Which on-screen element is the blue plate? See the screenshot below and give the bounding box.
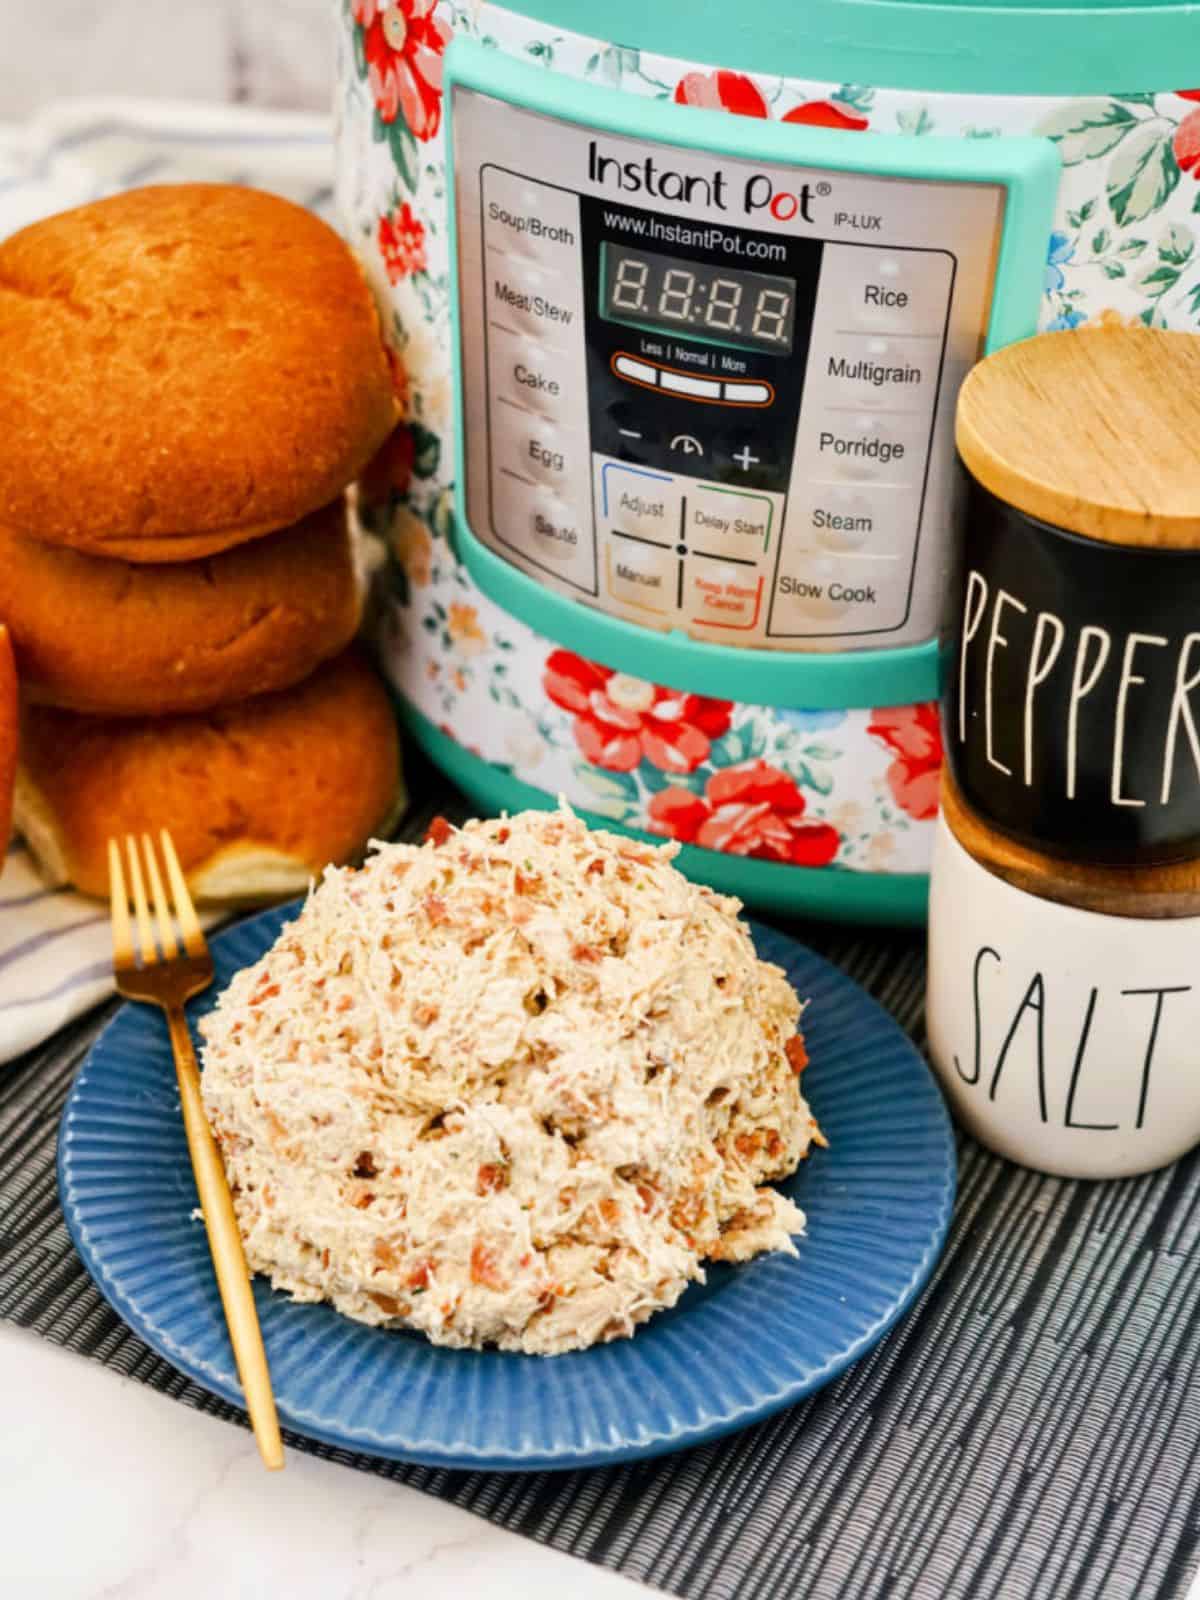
[58,905,955,1471]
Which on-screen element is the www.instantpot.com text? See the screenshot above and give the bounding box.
[601,209,787,261]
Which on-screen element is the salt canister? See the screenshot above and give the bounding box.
[927,327,1200,1179]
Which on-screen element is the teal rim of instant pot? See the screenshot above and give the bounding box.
[486,0,1200,98]
[444,39,1059,709]
[401,702,931,926]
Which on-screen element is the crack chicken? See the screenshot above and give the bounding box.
[200,806,822,1354]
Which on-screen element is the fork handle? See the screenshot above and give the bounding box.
[167,1004,285,1471]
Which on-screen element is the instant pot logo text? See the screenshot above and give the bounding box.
[587,140,817,225]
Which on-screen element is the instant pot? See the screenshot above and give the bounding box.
[336,0,1200,922]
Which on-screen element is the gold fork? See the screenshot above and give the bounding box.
[108,830,284,1472]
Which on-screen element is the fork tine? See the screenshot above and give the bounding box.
[107,839,134,970]
[141,833,178,961]
[160,829,206,958]
[124,834,157,966]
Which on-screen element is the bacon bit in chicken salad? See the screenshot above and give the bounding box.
[199,804,822,1355]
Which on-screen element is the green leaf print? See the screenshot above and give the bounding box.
[637,761,705,796]
[1067,199,1097,227]
[896,106,935,137]
[1035,100,1138,166]
[1157,222,1195,265]
[411,423,441,479]
[833,84,875,113]
[572,762,641,819]
[387,118,419,193]
[353,23,368,80]
[1106,123,1181,226]
[1091,227,1111,255]
[1117,237,1149,257]
[1101,262,1126,278]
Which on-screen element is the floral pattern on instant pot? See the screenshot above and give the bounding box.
[340,3,1200,880]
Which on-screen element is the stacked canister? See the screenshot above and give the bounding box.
[926,327,1200,1179]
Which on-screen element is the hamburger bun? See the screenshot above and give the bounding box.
[15,649,403,903]
[0,184,398,561]
[0,627,16,847]
[0,499,361,716]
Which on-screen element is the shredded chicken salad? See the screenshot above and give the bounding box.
[200,806,823,1354]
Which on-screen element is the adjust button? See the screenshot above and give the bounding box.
[597,461,680,543]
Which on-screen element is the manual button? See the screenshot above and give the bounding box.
[605,541,676,617]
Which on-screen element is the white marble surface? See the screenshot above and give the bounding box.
[0,0,333,122]
[0,1324,648,1598]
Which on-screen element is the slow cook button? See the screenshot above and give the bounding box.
[771,554,905,633]
[493,406,585,491]
[597,461,680,542]
[605,540,676,616]
[488,261,581,342]
[491,329,574,421]
[686,560,765,633]
[686,484,775,560]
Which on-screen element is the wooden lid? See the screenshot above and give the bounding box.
[956,327,1200,549]
[940,768,1200,920]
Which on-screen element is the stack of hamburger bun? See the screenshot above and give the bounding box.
[0,184,404,901]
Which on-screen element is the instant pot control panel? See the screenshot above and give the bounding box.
[449,56,1053,657]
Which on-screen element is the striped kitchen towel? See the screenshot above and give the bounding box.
[0,840,225,1065]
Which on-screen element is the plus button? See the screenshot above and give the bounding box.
[733,445,760,472]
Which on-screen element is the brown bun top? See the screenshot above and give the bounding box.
[0,185,398,559]
[17,648,402,900]
[0,499,362,717]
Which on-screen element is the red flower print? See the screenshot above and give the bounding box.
[378,201,427,281]
[867,702,942,821]
[649,761,840,867]
[1175,90,1200,101]
[1175,108,1200,175]
[782,100,869,131]
[673,71,768,119]
[361,0,451,141]
[543,650,732,774]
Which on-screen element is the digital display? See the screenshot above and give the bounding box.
[601,242,796,355]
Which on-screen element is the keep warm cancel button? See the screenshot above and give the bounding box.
[687,562,764,633]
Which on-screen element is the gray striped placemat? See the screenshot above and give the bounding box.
[2,751,1198,1600]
